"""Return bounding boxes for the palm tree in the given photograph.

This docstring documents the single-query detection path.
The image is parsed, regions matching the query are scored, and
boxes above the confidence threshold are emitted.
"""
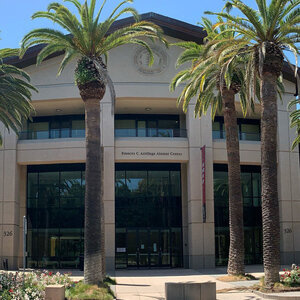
[206,0,299,286]
[20,0,166,284]
[170,18,256,276]
[0,48,35,145]
[289,97,300,149]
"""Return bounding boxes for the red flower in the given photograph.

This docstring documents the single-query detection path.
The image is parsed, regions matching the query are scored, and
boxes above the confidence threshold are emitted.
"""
[9,289,13,293]
[283,269,286,271]
[49,272,53,276]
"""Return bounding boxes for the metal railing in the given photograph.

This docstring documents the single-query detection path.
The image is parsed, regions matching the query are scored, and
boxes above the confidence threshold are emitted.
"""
[19,129,85,140]
[19,128,188,140]
[115,128,187,138]
[213,130,261,141]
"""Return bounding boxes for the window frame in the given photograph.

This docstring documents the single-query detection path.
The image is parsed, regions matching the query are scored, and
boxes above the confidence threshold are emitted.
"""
[26,115,85,139]
[212,116,261,141]
[115,114,180,138]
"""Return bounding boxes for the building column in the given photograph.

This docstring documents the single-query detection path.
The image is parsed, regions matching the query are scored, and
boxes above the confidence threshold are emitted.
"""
[101,95,115,273]
[186,103,215,269]
[181,163,189,268]
[0,127,20,269]
[277,90,300,265]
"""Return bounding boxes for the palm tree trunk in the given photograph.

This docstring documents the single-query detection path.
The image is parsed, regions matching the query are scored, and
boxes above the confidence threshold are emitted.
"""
[84,98,105,284]
[260,72,280,286]
[222,88,245,276]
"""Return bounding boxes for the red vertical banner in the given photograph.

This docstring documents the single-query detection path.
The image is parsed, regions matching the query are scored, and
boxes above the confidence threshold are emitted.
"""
[201,145,206,223]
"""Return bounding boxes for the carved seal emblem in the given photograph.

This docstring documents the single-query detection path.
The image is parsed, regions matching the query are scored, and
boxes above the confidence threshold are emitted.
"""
[134,45,168,75]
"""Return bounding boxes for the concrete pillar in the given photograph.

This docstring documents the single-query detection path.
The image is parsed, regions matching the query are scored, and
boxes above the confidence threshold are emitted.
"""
[101,94,115,273]
[18,165,27,269]
[200,113,215,268]
[0,128,20,269]
[186,103,215,269]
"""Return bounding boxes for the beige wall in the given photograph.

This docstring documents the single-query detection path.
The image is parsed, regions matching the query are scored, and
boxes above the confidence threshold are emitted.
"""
[0,38,299,271]
[277,80,300,264]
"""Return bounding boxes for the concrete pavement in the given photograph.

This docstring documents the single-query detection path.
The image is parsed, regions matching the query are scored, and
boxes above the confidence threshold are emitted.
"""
[114,268,263,300]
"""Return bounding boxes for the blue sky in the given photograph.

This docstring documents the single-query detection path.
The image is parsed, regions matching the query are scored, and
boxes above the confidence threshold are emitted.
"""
[0,0,298,65]
[0,0,252,48]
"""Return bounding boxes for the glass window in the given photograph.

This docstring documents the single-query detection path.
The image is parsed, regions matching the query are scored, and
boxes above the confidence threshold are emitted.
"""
[24,116,85,140]
[60,171,82,208]
[212,118,260,141]
[170,171,180,197]
[148,170,169,197]
[115,170,128,197]
[137,121,146,137]
[28,122,49,139]
[126,170,147,196]
[28,172,38,200]
[114,115,181,138]
[241,124,260,141]
[115,164,183,269]
[36,229,60,268]
[148,121,157,137]
[115,164,181,228]
[241,172,252,198]
[39,172,59,208]
[214,165,262,266]
[158,120,178,137]
[61,120,71,138]
[115,119,136,137]
[27,164,85,269]
[72,120,85,137]
[212,122,221,139]
[252,172,261,197]
[49,120,60,139]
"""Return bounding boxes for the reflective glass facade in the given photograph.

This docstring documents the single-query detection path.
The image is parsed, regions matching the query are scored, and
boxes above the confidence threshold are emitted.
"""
[27,164,85,269]
[20,115,85,140]
[212,117,261,141]
[115,114,186,138]
[115,163,183,269]
[214,164,262,266]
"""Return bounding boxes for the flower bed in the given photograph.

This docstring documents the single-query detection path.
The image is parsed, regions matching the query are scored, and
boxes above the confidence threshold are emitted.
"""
[280,264,300,285]
[0,270,72,299]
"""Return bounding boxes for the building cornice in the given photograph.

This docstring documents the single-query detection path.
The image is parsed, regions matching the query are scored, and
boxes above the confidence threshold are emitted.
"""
[3,12,299,84]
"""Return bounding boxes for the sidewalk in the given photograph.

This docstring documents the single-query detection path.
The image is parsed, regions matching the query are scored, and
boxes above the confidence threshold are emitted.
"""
[114,268,264,300]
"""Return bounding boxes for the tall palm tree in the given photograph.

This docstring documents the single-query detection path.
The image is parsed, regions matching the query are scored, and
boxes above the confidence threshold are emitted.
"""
[289,97,300,149]
[206,0,299,286]
[170,18,256,276]
[20,0,167,284]
[0,48,35,145]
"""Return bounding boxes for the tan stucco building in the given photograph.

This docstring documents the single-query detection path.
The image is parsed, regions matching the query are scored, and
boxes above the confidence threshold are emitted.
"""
[1,13,299,272]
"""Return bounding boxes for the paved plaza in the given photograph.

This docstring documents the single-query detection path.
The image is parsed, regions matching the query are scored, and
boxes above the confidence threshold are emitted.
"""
[114,268,264,300]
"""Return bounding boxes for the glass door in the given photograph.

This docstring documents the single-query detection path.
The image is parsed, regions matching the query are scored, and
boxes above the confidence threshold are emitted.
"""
[149,229,160,267]
[138,229,149,267]
[160,229,171,267]
[127,229,138,267]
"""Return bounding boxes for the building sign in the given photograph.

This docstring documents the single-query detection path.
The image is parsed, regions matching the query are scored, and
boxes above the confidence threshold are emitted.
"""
[201,145,206,223]
[115,148,188,161]
[121,151,183,157]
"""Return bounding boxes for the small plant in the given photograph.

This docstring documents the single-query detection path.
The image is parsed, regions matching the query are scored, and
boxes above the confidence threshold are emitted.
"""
[65,281,114,300]
[280,264,300,285]
[0,270,72,299]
